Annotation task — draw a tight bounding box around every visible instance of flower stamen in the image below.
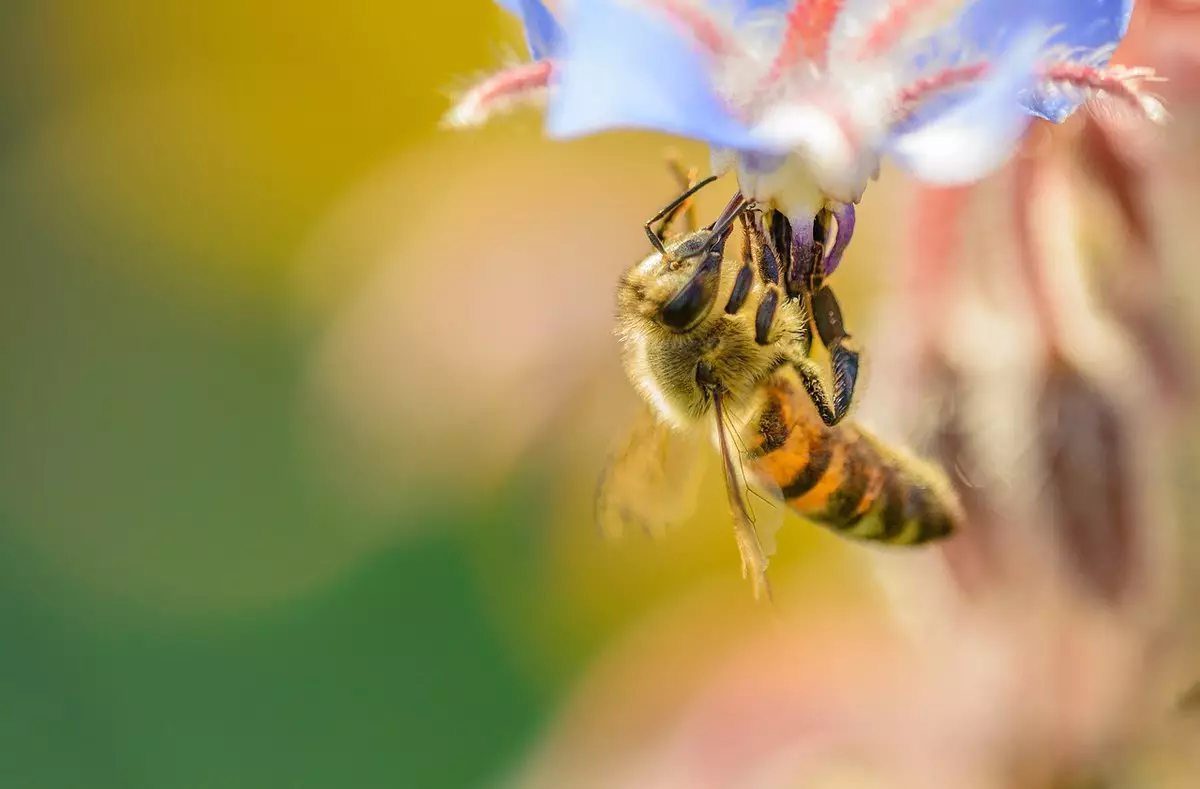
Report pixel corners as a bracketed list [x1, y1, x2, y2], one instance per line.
[895, 62, 990, 118]
[442, 60, 555, 129]
[855, 0, 961, 61]
[821, 202, 856, 278]
[640, 0, 744, 59]
[1040, 63, 1167, 122]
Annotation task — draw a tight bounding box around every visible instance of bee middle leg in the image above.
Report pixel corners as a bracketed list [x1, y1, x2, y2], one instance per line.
[737, 211, 789, 344]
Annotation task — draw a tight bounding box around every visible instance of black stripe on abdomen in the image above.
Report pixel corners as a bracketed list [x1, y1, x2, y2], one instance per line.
[780, 441, 833, 500]
[877, 469, 908, 541]
[817, 441, 870, 528]
[901, 484, 953, 543]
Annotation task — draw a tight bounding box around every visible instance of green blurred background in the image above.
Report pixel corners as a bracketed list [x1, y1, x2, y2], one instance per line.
[11, 1, 1200, 786]
[0, 3, 889, 787]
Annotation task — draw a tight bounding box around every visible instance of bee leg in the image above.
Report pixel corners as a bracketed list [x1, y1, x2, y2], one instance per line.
[725, 214, 756, 314]
[743, 211, 782, 288]
[809, 285, 861, 425]
[789, 356, 843, 426]
[644, 174, 719, 252]
[665, 156, 701, 233]
[737, 211, 787, 345]
[786, 286, 859, 426]
[768, 209, 792, 280]
[755, 288, 780, 346]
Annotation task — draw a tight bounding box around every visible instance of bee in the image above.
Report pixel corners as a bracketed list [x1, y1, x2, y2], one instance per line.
[595, 168, 962, 599]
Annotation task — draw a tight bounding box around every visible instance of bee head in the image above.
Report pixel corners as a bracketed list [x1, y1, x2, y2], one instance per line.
[658, 227, 735, 331]
[617, 192, 746, 334]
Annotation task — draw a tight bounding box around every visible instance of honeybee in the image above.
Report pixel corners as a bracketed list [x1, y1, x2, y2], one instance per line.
[595, 169, 962, 599]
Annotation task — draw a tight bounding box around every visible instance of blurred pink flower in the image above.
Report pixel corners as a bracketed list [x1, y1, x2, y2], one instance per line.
[504, 4, 1199, 787]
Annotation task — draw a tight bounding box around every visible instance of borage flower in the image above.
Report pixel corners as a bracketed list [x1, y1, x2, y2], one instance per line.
[442, 0, 563, 129]
[449, 0, 1159, 278]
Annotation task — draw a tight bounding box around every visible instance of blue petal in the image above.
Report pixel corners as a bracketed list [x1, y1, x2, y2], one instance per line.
[738, 0, 791, 9]
[545, 0, 760, 149]
[955, 0, 1134, 122]
[494, 0, 563, 60]
[887, 30, 1042, 185]
[717, 0, 791, 14]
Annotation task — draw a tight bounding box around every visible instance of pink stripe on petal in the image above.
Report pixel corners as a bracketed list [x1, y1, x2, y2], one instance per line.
[854, 0, 962, 61]
[768, 0, 846, 76]
[640, 0, 744, 58]
[895, 62, 990, 120]
[442, 60, 554, 129]
[1039, 62, 1167, 121]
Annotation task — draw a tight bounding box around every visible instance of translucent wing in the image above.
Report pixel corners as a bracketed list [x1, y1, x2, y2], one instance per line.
[713, 389, 785, 601]
[594, 405, 706, 541]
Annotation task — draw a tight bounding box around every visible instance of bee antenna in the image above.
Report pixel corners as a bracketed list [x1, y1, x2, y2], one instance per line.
[644, 174, 720, 252]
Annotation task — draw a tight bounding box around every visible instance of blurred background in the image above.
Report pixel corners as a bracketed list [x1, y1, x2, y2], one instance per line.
[2, 2, 1198, 788]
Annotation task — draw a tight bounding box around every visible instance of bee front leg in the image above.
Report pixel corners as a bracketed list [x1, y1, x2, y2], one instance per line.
[787, 285, 860, 426]
[725, 214, 756, 315]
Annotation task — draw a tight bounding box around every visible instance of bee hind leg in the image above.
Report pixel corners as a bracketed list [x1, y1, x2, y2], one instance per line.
[789, 285, 860, 426]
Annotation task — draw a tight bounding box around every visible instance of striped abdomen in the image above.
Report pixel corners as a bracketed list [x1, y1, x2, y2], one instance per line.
[745, 374, 960, 545]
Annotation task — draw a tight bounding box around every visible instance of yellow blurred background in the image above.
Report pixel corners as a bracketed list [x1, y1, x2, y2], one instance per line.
[0, 3, 894, 787]
[5, 2, 1199, 787]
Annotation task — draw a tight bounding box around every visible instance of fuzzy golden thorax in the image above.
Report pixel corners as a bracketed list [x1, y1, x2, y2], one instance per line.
[614, 223, 809, 431]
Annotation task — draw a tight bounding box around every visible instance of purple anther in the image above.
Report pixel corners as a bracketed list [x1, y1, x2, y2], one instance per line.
[822, 202, 856, 279]
[786, 211, 819, 298]
[737, 150, 787, 175]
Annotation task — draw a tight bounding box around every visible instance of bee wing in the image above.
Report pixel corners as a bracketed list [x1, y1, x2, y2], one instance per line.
[743, 467, 785, 567]
[713, 389, 785, 601]
[594, 405, 706, 542]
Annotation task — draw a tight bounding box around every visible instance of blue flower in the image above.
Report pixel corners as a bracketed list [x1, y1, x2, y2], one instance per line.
[449, 0, 1156, 276]
[441, 0, 563, 129]
[492, 0, 563, 61]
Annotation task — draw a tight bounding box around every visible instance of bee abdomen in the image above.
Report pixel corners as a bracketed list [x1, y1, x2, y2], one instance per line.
[833, 462, 956, 546]
[749, 392, 957, 546]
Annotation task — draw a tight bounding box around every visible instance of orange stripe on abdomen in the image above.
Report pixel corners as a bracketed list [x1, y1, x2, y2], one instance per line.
[787, 439, 846, 513]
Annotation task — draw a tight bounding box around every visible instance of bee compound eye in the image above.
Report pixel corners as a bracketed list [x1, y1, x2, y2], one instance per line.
[659, 251, 721, 332]
[672, 234, 710, 259]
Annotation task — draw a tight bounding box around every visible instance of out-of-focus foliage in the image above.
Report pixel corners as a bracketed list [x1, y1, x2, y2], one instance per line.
[1, 2, 540, 787]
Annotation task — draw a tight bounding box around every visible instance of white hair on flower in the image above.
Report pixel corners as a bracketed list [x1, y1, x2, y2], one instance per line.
[446, 0, 1152, 274]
